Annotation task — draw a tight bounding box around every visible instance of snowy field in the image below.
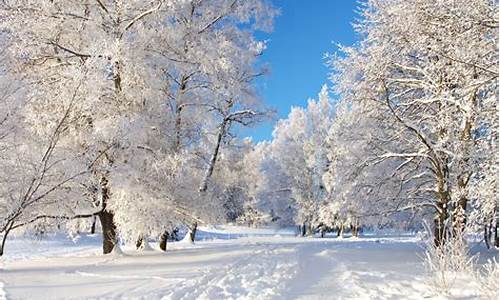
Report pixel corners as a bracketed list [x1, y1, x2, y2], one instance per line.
[0, 226, 497, 300]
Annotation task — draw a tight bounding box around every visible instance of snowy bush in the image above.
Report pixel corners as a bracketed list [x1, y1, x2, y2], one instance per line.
[423, 234, 476, 296]
[475, 259, 499, 300]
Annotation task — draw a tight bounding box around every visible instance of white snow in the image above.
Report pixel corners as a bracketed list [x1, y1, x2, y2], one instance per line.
[0, 281, 6, 300]
[0, 226, 496, 300]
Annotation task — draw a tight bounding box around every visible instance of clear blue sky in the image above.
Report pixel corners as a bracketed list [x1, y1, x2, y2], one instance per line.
[243, 0, 360, 142]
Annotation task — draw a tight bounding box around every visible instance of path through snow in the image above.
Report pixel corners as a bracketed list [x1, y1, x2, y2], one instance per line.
[0, 227, 496, 299]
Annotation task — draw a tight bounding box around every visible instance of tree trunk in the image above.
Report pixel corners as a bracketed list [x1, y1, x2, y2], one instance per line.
[453, 116, 471, 236]
[174, 76, 187, 152]
[0, 226, 11, 257]
[434, 176, 449, 247]
[90, 216, 97, 234]
[199, 120, 226, 192]
[0, 233, 7, 257]
[484, 224, 490, 249]
[307, 223, 314, 236]
[174, 106, 182, 151]
[434, 205, 447, 247]
[353, 219, 360, 237]
[189, 222, 198, 243]
[495, 220, 499, 248]
[159, 231, 168, 251]
[301, 223, 306, 237]
[452, 177, 468, 237]
[339, 224, 344, 238]
[98, 210, 116, 254]
[453, 108, 473, 236]
[98, 176, 117, 254]
[136, 236, 144, 250]
[0, 220, 14, 256]
[487, 221, 493, 244]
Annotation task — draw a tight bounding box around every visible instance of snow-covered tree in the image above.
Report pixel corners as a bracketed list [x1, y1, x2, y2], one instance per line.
[1, 0, 175, 253]
[104, 0, 277, 247]
[0, 0, 276, 253]
[326, 0, 498, 245]
[0, 33, 104, 256]
[259, 85, 334, 234]
[241, 141, 295, 226]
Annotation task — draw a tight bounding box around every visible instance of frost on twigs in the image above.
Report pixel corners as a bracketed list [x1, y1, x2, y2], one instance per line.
[475, 259, 499, 300]
[423, 234, 476, 296]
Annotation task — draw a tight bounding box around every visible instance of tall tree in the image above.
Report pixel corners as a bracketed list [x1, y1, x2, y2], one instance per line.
[0, 0, 168, 253]
[263, 86, 334, 233]
[326, 0, 498, 245]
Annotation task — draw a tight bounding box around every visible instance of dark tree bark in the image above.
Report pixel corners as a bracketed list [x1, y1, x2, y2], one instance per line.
[198, 108, 259, 192]
[453, 192, 468, 235]
[0, 234, 7, 256]
[453, 117, 472, 236]
[351, 224, 358, 237]
[484, 224, 491, 249]
[451, 178, 469, 239]
[98, 210, 116, 254]
[173, 76, 188, 152]
[136, 236, 144, 250]
[495, 220, 499, 248]
[189, 222, 198, 243]
[159, 231, 169, 251]
[199, 121, 226, 192]
[434, 209, 446, 247]
[0, 222, 12, 257]
[98, 32, 121, 255]
[353, 219, 361, 237]
[98, 176, 117, 254]
[434, 180, 449, 247]
[0, 219, 15, 256]
[487, 221, 493, 245]
[90, 216, 97, 234]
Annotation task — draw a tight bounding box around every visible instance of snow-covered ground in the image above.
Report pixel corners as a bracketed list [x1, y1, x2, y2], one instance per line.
[0, 226, 497, 300]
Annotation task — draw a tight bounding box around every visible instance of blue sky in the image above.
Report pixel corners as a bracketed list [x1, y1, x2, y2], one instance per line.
[242, 0, 360, 142]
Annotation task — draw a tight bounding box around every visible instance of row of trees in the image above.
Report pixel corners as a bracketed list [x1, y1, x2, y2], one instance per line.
[0, 0, 497, 256]
[246, 0, 498, 246]
[330, 0, 498, 246]
[0, 0, 277, 255]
